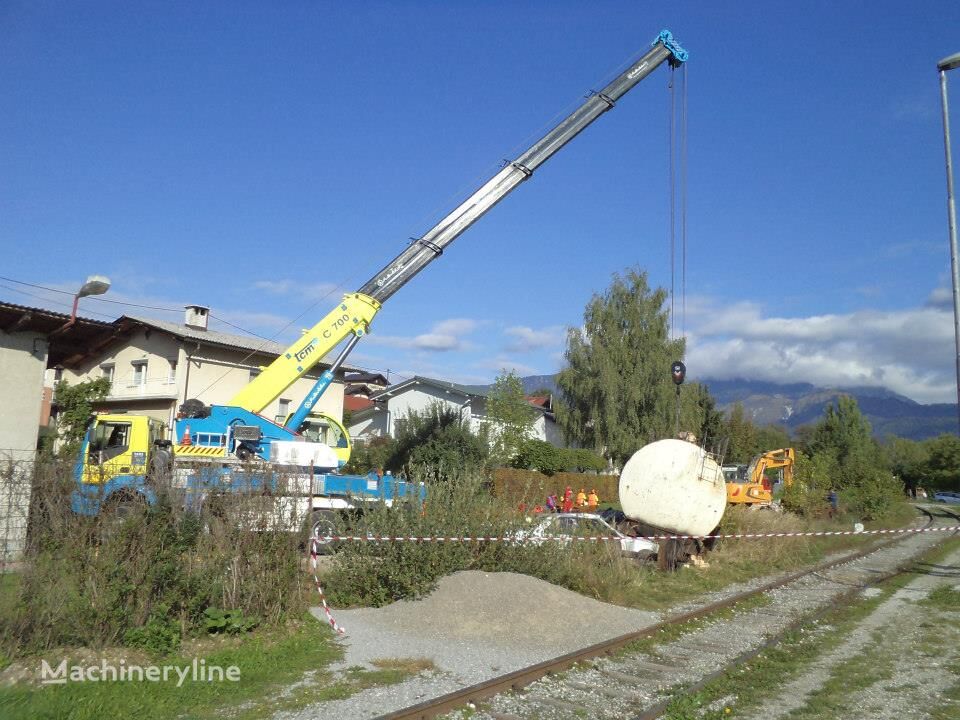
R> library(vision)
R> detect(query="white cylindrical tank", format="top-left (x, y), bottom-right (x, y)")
top-left (619, 438), bottom-right (726, 536)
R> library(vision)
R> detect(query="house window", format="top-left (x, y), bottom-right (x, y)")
top-left (53, 366), bottom-right (63, 382)
top-left (276, 398), bottom-right (290, 424)
top-left (249, 368), bottom-right (261, 381)
top-left (100, 363), bottom-right (115, 386)
top-left (131, 360), bottom-right (147, 387)
top-left (168, 361), bottom-right (177, 384)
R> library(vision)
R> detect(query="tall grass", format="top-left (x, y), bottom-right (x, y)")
top-left (1, 459), bottom-right (307, 658)
top-left (324, 465), bottom-right (620, 606)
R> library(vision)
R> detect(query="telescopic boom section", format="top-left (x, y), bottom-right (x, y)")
top-left (230, 30), bottom-right (687, 417)
top-left (359, 31), bottom-right (686, 302)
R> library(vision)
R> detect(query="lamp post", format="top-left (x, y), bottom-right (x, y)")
top-left (938, 51), bottom-right (960, 433)
top-left (52, 275), bottom-right (111, 335)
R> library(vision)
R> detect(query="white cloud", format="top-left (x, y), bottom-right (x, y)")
top-left (503, 325), bottom-right (565, 352)
top-left (926, 286), bottom-right (953, 310)
top-left (364, 318), bottom-right (478, 353)
top-left (685, 295), bottom-right (956, 404)
top-left (473, 356), bottom-right (541, 377)
top-left (252, 279), bottom-right (341, 301)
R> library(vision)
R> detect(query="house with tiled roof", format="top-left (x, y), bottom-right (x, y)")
top-left (59, 305), bottom-right (361, 431)
top-left (347, 375), bottom-right (567, 448)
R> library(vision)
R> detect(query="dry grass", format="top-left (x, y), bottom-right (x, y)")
top-left (370, 657), bottom-right (437, 673)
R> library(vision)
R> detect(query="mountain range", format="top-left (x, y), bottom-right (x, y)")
top-left (510, 375), bottom-right (957, 441)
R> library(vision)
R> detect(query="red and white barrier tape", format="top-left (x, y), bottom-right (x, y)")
top-left (309, 537), bottom-right (346, 635)
top-left (312, 524), bottom-right (960, 544)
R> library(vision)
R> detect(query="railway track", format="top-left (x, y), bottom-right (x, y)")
top-left (376, 505), bottom-right (960, 720)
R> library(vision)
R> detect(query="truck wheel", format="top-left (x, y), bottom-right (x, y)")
top-left (99, 491), bottom-right (147, 538)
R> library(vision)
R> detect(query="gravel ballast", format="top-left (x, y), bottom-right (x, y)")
top-left (282, 571), bottom-right (659, 720)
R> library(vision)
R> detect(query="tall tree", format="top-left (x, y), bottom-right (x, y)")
top-left (751, 425), bottom-right (793, 457)
top-left (683, 383), bottom-right (724, 452)
top-left (809, 395), bottom-right (874, 466)
top-left (484, 369), bottom-right (537, 465)
top-left (555, 268), bottom-right (684, 468)
top-left (923, 434), bottom-right (960, 491)
top-left (723, 402), bottom-right (757, 464)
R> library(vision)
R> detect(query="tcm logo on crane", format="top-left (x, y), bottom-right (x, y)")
top-left (294, 338), bottom-right (318, 363)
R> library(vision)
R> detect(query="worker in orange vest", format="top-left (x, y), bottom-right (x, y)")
top-left (576, 488), bottom-right (587, 508)
top-left (561, 486), bottom-right (574, 513)
top-left (587, 489), bottom-right (599, 510)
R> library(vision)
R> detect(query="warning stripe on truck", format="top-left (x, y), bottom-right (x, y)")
top-left (175, 445), bottom-right (226, 457)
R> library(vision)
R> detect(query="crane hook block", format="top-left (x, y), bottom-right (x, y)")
top-left (656, 29), bottom-right (688, 64)
top-left (671, 360), bottom-right (686, 385)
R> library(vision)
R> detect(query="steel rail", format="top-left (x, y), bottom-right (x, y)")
top-left (633, 504), bottom-right (960, 720)
top-left (374, 506), bottom-right (953, 720)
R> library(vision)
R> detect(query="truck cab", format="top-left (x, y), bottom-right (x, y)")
top-left (73, 413), bottom-right (169, 513)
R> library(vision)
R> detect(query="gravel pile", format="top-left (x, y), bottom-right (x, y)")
top-left (280, 511), bottom-right (956, 720)
top-left (280, 571), bottom-right (659, 720)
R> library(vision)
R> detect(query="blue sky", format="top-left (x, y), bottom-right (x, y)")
top-left (2, 1), bottom-right (959, 403)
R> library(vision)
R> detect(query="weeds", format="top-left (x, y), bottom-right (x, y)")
top-left (0, 458), bottom-right (307, 658)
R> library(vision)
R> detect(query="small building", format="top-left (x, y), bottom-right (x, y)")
top-left (347, 375), bottom-right (566, 447)
top-left (60, 305), bottom-right (356, 432)
top-left (0, 301), bottom-right (115, 563)
top-left (343, 371), bottom-right (389, 399)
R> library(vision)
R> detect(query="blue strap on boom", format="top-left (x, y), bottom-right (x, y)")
top-left (656, 29), bottom-right (688, 63)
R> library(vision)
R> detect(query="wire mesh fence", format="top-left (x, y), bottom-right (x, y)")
top-left (0, 455), bottom-right (319, 654)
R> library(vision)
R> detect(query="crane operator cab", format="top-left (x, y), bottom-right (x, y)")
top-left (290, 412), bottom-right (352, 468)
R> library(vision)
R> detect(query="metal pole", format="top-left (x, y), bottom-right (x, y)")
top-left (938, 51), bottom-right (960, 434)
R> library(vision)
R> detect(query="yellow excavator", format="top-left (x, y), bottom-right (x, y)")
top-left (725, 448), bottom-right (795, 506)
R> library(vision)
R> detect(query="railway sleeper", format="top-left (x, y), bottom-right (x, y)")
top-left (565, 679), bottom-right (648, 703)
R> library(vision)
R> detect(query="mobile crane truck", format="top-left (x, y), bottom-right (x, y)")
top-left (73, 30), bottom-right (689, 539)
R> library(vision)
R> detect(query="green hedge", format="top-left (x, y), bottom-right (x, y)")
top-left (492, 467), bottom-right (619, 507)
top-left (510, 439), bottom-right (607, 475)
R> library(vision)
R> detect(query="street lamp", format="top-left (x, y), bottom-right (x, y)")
top-left (52, 275), bottom-right (111, 335)
top-left (938, 52), bottom-right (960, 433)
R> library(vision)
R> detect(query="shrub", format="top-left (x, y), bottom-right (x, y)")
top-left (202, 608), bottom-right (259, 635)
top-left (123, 604), bottom-right (182, 655)
top-left (342, 436), bottom-right (398, 474)
top-left (781, 450), bottom-right (834, 517)
top-left (512, 439), bottom-right (567, 474)
top-left (838, 454), bottom-right (907, 521)
top-left (389, 403), bottom-right (489, 472)
top-left (324, 466), bottom-right (613, 607)
top-left (568, 448), bottom-right (608, 473)
top-left (1, 458), bottom-right (306, 657)
top-left (511, 440), bottom-right (607, 476)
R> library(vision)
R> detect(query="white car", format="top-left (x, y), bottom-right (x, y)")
top-left (514, 512), bottom-right (657, 559)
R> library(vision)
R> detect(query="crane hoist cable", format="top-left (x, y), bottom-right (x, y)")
top-left (680, 62), bottom-right (688, 339)
top-left (668, 62), bottom-right (689, 437)
top-left (667, 63), bottom-right (689, 343)
top-left (668, 66), bottom-right (676, 341)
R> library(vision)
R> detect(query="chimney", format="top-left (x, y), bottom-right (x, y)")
top-left (184, 305), bottom-right (209, 331)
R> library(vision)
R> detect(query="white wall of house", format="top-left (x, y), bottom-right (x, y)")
top-left (0, 330), bottom-right (47, 562)
top-left (347, 381), bottom-right (570, 450)
top-left (349, 409), bottom-right (389, 442)
top-left (384, 384), bottom-right (475, 437)
top-left (63, 327), bottom-right (346, 434)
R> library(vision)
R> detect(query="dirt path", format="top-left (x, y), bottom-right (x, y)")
top-left (743, 547), bottom-right (960, 720)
